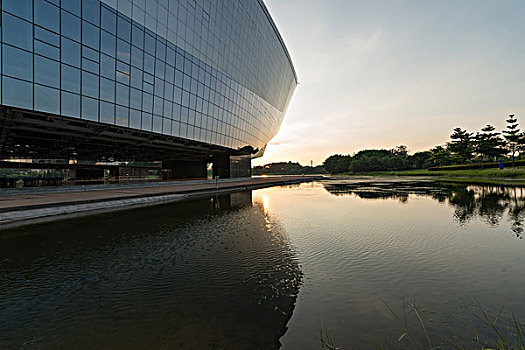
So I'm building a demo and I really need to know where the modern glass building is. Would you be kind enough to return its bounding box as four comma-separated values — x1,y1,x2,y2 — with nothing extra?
0,0,297,178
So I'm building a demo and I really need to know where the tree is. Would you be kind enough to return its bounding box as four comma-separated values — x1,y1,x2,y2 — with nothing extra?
448,128,474,163
474,125,506,165
409,151,432,169
430,146,453,166
323,155,352,174
502,114,520,166
392,145,408,157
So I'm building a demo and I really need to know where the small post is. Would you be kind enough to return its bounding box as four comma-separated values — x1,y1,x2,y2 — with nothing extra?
215,176,219,191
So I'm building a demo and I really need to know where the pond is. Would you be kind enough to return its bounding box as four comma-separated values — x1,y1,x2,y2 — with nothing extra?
1,178,524,349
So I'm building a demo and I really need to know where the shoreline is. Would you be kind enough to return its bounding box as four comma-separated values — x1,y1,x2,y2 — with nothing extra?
0,176,322,231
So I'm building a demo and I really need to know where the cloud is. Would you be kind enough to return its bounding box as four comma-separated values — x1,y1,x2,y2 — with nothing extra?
343,29,383,54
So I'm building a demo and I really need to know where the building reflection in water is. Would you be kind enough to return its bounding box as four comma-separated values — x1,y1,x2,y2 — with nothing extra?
0,191,302,349
323,180,525,238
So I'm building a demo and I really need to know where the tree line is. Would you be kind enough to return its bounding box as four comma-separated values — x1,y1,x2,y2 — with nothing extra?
324,114,524,174
253,162,327,176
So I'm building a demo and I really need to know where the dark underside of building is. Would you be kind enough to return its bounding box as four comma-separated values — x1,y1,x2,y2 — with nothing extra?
0,107,252,180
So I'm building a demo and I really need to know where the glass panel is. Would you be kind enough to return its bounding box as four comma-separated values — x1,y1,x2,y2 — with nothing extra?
61,10,80,41
61,64,81,93
82,0,100,26
82,71,99,99
81,96,99,121
100,54,116,79
35,26,60,46
142,92,153,113
130,88,142,110
100,77,115,103
116,83,129,106
34,85,59,114
131,25,144,49
61,37,81,66
100,101,115,124
101,6,117,35
61,91,80,118
141,112,152,131
130,46,143,68
2,77,33,109
153,96,163,116
62,0,81,16
153,116,162,133
2,45,33,81
101,31,116,57
35,40,60,61
116,39,131,64
35,0,59,33
82,20,100,49
117,16,131,42
35,55,60,88
129,109,141,129
2,13,33,50
3,0,32,20
115,105,129,127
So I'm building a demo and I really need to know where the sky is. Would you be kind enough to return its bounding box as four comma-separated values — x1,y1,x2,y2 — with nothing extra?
254,0,525,166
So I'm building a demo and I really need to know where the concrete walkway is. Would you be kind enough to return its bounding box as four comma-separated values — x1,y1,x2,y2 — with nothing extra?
0,176,322,230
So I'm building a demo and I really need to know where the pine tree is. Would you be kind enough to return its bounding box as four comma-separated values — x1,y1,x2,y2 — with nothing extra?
448,128,474,163
502,114,520,166
474,125,506,166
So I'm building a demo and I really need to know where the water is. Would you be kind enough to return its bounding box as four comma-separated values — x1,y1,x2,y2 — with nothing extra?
1,178,524,349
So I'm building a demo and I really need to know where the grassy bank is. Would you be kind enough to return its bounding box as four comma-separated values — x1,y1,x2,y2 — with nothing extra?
337,167,525,184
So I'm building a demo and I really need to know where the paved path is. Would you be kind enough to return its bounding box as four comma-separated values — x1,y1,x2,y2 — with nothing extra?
0,176,322,230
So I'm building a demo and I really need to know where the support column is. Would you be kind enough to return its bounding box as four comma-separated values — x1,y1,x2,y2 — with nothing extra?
212,155,231,179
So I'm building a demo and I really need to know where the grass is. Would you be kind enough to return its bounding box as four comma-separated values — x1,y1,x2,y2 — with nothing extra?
336,167,525,185
319,300,525,350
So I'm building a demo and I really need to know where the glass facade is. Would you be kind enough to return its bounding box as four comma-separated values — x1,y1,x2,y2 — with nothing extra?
0,0,297,153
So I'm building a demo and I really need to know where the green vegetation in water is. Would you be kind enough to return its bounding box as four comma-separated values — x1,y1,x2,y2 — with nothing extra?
320,301,525,350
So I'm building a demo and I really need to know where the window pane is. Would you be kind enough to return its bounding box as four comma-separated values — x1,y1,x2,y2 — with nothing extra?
101,31,116,57
2,45,33,81
82,21,100,49
61,91,80,118
101,6,117,34
153,116,162,133
35,85,59,114
100,101,115,124
129,109,141,129
116,83,129,106
61,10,81,42
115,105,129,127
117,16,131,42
35,0,59,33
35,55,60,88
62,0,81,16
82,71,99,99
2,13,33,50
131,25,144,49
61,37,81,66
141,112,152,131
35,26,60,46
35,40,60,60
82,0,100,26
116,39,130,63
130,46,143,68
100,78,115,103
130,88,142,110
3,77,33,109
100,54,116,79
3,0,32,20
81,97,99,121
61,64,81,93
